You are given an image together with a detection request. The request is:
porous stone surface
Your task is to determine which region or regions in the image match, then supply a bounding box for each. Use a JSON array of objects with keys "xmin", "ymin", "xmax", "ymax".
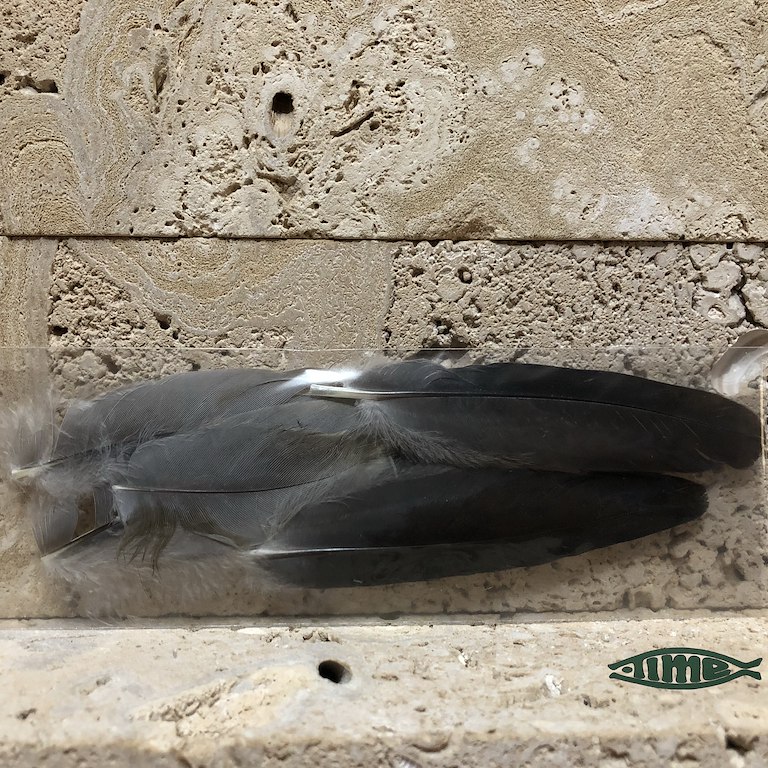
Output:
[
  {"xmin": 3, "ymin": 0, "xmax": 768, "ymax": 238},
  {"xmin": 0, "ymin": 237, "xmax": 57, "ymax": 416},
  {"xmin": 385, "ymin": 241, "xmax": 768, "ymax": 354},
  {"xmin": 0, "ymin": 617, "xmax": 766, "ymax": 766},
  {"xmin": 0, "ymin": 1, "xmax": 85, "ymax": 96},
  {"xmin": 47, "ymin": 237, "xmax": 392, "ymax": 350},
  {"xmin": 0, "ymin": 236, "xmax": 53, "ymax": 348},
  {"xmin": 44, "ymin": 236, "xmax": 392, "ymax": 399}
]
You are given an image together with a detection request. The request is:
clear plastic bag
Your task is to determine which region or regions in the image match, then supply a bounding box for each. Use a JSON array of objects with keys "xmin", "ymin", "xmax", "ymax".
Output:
[{"xmin": 0, "ymin": 343, "xmax": 764, "ymax": 618}]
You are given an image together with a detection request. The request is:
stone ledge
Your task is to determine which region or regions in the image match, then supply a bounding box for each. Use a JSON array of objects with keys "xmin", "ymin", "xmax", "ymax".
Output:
[{"xmin": 0, "ymin": 616, "xmax": 766, "ymax": 767}]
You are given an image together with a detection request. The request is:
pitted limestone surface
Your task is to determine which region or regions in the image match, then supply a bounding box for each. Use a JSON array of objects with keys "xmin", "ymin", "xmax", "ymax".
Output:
[
  {"xmin": 42, "ymin": 239, "xmax": 768, "ymax": 357},
  {"xmin": 0, "ymin": 619, "xmax": 765, "ymax": 766},
  {"xmin": 47, "ymin": 237, "xmax": 392, "ymax": 347},
  {"xmin": 3, "ymin": 0, "xmax": 768, "ymax": 238},
  {"xmin": 386, "ymin": 241, "xmax": 768, "ymax": 355},
  {"xmin": 0, "ymin": 1, "xmax": 84, "ymax": 97},
  {"xmin": 0, "ymin": 0, "xmax": 477, "ymax": 237},
  {"xmin": 42, "ymin": 237, "xmax": 391, "ymax": 394}
]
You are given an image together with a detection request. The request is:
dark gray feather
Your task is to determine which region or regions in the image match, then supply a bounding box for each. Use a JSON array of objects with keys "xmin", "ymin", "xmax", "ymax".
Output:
[{"xmin": 311, "ymin": 361, "xmax": 761, "ymax": 473}]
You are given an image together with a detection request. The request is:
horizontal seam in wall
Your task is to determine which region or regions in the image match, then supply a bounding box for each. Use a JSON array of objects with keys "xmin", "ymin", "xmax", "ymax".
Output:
[{"xmin": 3, "ymin": 234, "xmax": 768, "ymax": 246}]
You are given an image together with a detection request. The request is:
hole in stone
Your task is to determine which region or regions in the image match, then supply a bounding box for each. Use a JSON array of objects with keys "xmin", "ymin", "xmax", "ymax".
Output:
[
  {"xmin": 155, "ymin": 313, "xmax": 172, "ymax": 330},
  {"xmin": 19, "ymin": 76, "xmax": 58, "ymax": 94},
  {"xmin": 318, "ymin": 660, "xmax": 351, "ymax": 684},
  {"xmin": 49, "ymin": 325, "xmax": 68, "ymax": 336},
  {"xmin": 726, "ymin": 734, "xmax": 755, "ymax": 755},
  {"xmin": 101, "ymin": 355, "xmax": 120, "ymax": 374},
  {"xmin": 271, "ymin": 91, "xmax": 294, "ymax": 114}
]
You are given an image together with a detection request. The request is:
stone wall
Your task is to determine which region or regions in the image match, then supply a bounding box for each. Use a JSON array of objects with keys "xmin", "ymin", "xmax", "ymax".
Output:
[
  {"xmin": 3, "ymin": 1, "xmax": 768, "ymax": 240},
  {"xmin": 1, "ymin": 1, "xmax": 767, "ymax": 765}
]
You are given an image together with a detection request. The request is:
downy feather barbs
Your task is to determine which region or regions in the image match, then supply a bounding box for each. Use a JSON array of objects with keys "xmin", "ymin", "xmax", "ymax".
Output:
[{"xmin": 3, "ymin": 359, "xmax": 762, "ymax": 588}]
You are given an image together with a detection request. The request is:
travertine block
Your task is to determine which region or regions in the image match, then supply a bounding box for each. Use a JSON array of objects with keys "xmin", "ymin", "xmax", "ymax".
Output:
[
  {"xmin": 386, "ymin": 241, "xmax": 768, "ymax": 353},
  {"xmin": 2, "ymin": 0, "xmax": 768, "ymax": 238},
  {"xmin": 0, "ymin": 236, "xmax": 52, "ymax": 348},
  {"xmin": 47, "ymin": 237, "xmax": 392, "ymax": 351},
  {"xmin": 0, "ymin": 618, "xmax": 765, "ymax": 766},
  {"xmin": 0, "ymin": 1, "xmax": 84, "ymax": 95}
]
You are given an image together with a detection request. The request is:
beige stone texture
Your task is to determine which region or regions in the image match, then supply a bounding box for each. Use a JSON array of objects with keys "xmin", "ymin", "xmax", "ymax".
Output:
[
  {"xmin": 2, "ymin": 0, "xmax": 768, "ymax": 759},
  {"xmin": 0, "ymin": 237, "xmax": 57, "ymax": 411},
  {"xmin": 0, "ymin": 617, "xmax": 766, "ymax": 766},
  {"xmin": 47, "ymin": 237, "xmax": 391, "ymax": 349},
  {"xmin": 386, "ymin": 241, "xmax": 768, "ymax": 351},
  {"xmin": 0, "ymin": 236, "xmax": 53, "ymax": 347},
  {"xmin": 2, "ymin": 0, "xmax": 768, "ymax": 238}
]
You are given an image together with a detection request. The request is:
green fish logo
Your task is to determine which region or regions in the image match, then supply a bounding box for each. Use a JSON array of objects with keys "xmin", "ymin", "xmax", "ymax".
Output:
[{"xmin": 609, "ymin": 647, "xmax": 762, "ymax": 690}]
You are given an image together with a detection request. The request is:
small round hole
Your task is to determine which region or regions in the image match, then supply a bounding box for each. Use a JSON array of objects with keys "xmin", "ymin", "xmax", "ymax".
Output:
[
  {"xmin": 318, "ymin": 660, "xmax": 351, "ymax": 684},
  {"xmin": 271, "ymin": 91, "xmax": 294, "ymax": 114},
  {"xmin": 155, "ymin": 313, "xmax": 172, "ymax": 330}
]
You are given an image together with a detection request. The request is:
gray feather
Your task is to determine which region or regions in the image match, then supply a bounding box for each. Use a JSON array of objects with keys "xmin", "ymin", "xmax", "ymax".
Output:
[{"xmin": 111, "ymin": 409, "xmax": 391, "ymax": 561}]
